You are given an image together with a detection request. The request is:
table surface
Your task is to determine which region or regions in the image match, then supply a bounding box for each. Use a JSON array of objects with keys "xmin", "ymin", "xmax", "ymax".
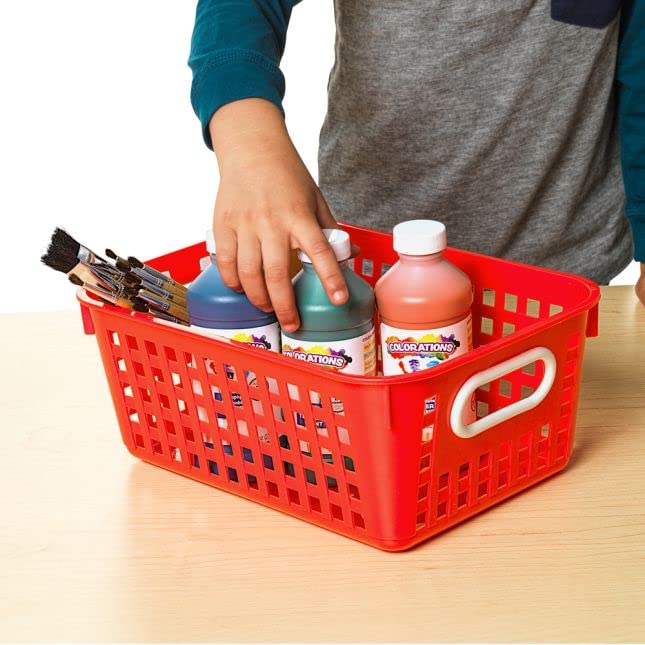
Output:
[{"xmin": 1, "ymin": 286, "xmax": 644, "ymax": 643}]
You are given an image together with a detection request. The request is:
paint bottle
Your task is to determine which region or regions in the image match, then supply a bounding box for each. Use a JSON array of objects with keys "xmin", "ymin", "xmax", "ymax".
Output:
[
  {"xmin": 283, "ymin": 228, "xmax": 376, "ymax": 483},
  {"xmin": 375, "ymin": 219, "xmax": 474, "ymax": 377},
  {"xmin": 282, "ymin": 228, "xmax": 376, "ymax": 377},
  {"xmin": 188, "ymin": 232, "xmax": 280, "ymax": 464},
  {"xmin": 187, "ymin": 231, "xmax": 280, "ymax": 352}
]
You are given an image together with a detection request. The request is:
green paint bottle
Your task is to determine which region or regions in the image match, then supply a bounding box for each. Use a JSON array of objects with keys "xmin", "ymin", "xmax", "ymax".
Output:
[{"xmin": 282, "ymin": 229, "xmax": 376, "ymax": 377}]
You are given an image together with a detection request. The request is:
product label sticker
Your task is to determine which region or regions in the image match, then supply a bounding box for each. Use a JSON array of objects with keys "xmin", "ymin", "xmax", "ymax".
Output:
[
  {"xmin": 381, "ymin": 315, "xmax": 472, "ymax": 375},
  {"xmin": 192, "ymin": 321, "xmax": 280, "ymax": 353},
  {"xmin": 282, "ymin": 327, "xmax": 376, "ymax": 376}
]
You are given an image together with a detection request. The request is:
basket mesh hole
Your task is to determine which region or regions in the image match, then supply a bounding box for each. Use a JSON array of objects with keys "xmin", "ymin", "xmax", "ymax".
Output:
[
  {"xmin": 361, "ymin": 258, "xmax": 373, "ymax": 276},
  {"xmin": 159, "ymin": 393, "xmax": 170, "ymax": 409},
  {"xmin": 337, "ymin": 426, "xmax": 350, "ymax": 445},
  {"xmin": 208, "ymin": 460, "xmax": 219, "ymax": 476},
  {"xmin": 459, "ymin": 463, "xmax": 469, "ymax": 479},
  {"xmin": 227, "ymin": 467, "xmax": 238, "ymax": 483},
  {"xmin": 418, "ymin": 483, "xmax": 428, "ymax": 500},
  {"xmin": 482, "ymin": 289, "xmax": 496, "ymax": 306},
  {"xmin": 283, "ymin": 461, "xmax": 295, "ymax": 478},
  {"xmin": 478, "ymin": 481, "xmax": 489, "ymax": 498},
  {"xmin": 177, "ymin": 398, "xmax": 186, "ymax": 413},
  {"xmin": 330, "ymin": 504, "xmax": 343, "ymax": 520},
  {"xmin": 352, "ymin": 512, "xmax": 366, "ymax": 529},
  {"xmin": 522, "ymin": 361, "xmax": 536, "ymax": 375},
  {"xmin": 421, "ymin": 425, "xmax": 434, "ymax": 442},
  {"xmin": 502, "ymin": 322, "xmax": 515, "ymax": 336},
  {"xmin": 242, "ymin": 447, "xmax": 254, "ymax": 463},
  {"xmin": 134, "ymin": 434, "xmax": 145, "ymax": 448},
  {"xmin": 416, "ymin": 512, "xmax": 427, "ymax": 529},
  {"xmin": 424, "ymin": 396, "xmax": 437, "ymax": 415},
  {"xmin": 171, "ymin": 447, "xmax": 181, "ymax": 462},
  {"xmin": 251, "ymin": 398, "xmax": 263, "ymax": 416},
  {"xmin": 526, "ymin": 299, "xmax": 540, "ymax": 318},
  {"xmin": 304, "ymin": 468, "xmax": 317, "ymax": 485},
  {"xmin": 477, "ymin": 401, "xmax": 489, "ymax": 418},
  {"xmin": 110, "ymin": 331, "xmax": 121, "ymax": 346},
  {"xmin": 123, "ymin": 385, "xmax": 133, "ymax": 398},
  {"xmin": 287, "ymin": 383, "xmax": 300, "ymax": 400},
  {"xmin": 144, "ymin": 340, "xmax": 158, "ymax": 356},
  {"xmin": 129, "ymin": 411, "xmax": 140, "ymax": 423},
  {"xmin": 224, "ymin": 364, "xmax": 238, "ymax": 381},
  {"xmin": 541, "ymin": 423, "xmax": 550, "ymax": 437},
  {"xmin": 237, "ymin": 419, "xmax": 249, "ymax": 436},
  {"xmin": 117, "ymin": 358, "xmax": 126, "ymax": 372},
  {"xmin": 316, "ymin": 421, "xmax": 328, "ymax": 437},
  {"xmin": 521, "ymin": 385, "xmax": 534, "ymax": 399},
  {"xmin": 191, "ymin": 454, "xmax": 200, "ymax": 469},
  {"xmin": 165, "ymin": 346, "xmax": 177, "ymax": 362},
  {"xmin": 436, "ymin": 501, "xmax": 447, "ymax": 519},
  {"xmin": 146, "ymin": 413, "xmax": 158, "ymax": 429},
  {"xmin": 266, "ymin": 376, "xmax": 279, "ymax": 394},
  {"xmin": 247, "ymin": 475, "xmax": 259, "ymax": 489},
  {"xmin": 349, "ymin": 483, "xmax": 361, "ymax": 500},
  {"xmin": 171, "ymin": 372, "xmax": 181, "ymax": 387},
  {"xmin": 504, "ymin": 293, "xmax": 518, "ymax": 312},
  {"xmin": 287, "ymin": 488, "xmax": 300, "ymax": 505},
  {"xmin": 125, "ymin": 335, "xmax": 138, "ymax": 350},
  {"xmin": 499, "ymin": 379, "xmax": 512, "ymax": 397},
  {"xmin": 438, "ymin": 472, "xmax": 449, "ymax": 490},
  {"xmin": 549, "ymin": 303, "xmax": 564, "ymax": 316},
  {"xmin": 381, "ymin": 262, "xmax": 392, "ymax": 275},
  {"xmin": 164, "ymin": 420, "xmax": 176, "ymax": 435},
  {"xmin": 479, "ymin": 452, "xmax": 490, "ymax": 468},
  {"xmin": 262, "ymin": 454, "xmax": 274, "ymax": 470},
  {"xmin": 457, "ymin": 491, "xmax": 468, "ymax": 508},
  {"xmin": 420, "ymin": 454, "xmax": 431, "ymax": 470},
  {"xmin": 267, "ymin": 481, "xmax": 279, "ymax": 497},
  {"xmin": 343, "ymin": 456, "xmax": 355, "ymax": 472},
  {"xmin": 273, "ymin": 405, "xmax": 285, "ymax": 422},
  {"xmin": 480, "ymin": 317, "xmax": 493, "ymax": 335},
  {"xmin": 183, "ymin": 427, "xmax": 195, "ymax": 443},
  {"xmin": 309, "ymin": 496, "xmax": 322, "ymax": 512}
]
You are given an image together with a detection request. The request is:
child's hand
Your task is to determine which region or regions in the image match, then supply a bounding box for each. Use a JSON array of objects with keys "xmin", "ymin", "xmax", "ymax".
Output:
[{"xmin": 209, "ymin": 99, "xmax": 348, "ymax": 333}]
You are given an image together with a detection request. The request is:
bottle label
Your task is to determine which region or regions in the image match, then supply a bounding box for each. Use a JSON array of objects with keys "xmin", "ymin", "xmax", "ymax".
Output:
[
  {"xmin": 381, "ymin": 314, "xmax": 472, "ymax": 375},
  {"xmin": 191, "ymin": 321, "xmax": 280, "ymax": 353},
  {"xmin": 282, "ymin": 326, "xmax": 376, "ymax": 376}
]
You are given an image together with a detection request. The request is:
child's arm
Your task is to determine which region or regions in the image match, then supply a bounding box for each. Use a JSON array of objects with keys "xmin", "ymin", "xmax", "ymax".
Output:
[{"xmin": 189, "ymin": 1, "xmax": 348, "ymax": 331}]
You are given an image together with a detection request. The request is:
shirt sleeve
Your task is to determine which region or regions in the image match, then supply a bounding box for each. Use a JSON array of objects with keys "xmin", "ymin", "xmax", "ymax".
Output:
[
  {"xmin": 188, "ymin": 0, "xmax": 300, "ymax": 149},
  {"xmin": 617, "ymin": 0, "xmax": 645, "ymax": 261}
]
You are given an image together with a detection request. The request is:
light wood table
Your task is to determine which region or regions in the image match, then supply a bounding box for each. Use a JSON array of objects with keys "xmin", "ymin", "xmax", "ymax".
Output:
[{"xmin": 1, "ymin": 286, "xmax": 644, "ymax": 643}]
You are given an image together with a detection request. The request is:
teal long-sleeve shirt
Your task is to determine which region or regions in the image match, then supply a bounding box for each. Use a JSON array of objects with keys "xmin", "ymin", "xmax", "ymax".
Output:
[{"xmin": 189, "ymin": 0, "xmax": 645, "ymax": 262}]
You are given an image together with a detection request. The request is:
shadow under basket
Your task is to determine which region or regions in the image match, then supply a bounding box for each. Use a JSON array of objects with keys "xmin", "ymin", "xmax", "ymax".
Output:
[{"xmin": 78, "ymin": 223, "xmax": 600, "ymax": 551}]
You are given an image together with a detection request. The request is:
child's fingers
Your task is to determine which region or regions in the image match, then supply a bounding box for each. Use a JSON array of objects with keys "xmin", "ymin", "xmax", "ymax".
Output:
[
  {"xmin": 236, "ymin": 232, "xmax": 273, "ymax": 312},
  {"xmin": 213, "ymin": 223, "xmax": 242, "ymax": 292},
  {"xmin": 261, "ymin": 234, "xmax": 300, "ymax": 332},
  {"xmin": 295, "ymin": 221, "xmax": 348, "ymax": 306}
]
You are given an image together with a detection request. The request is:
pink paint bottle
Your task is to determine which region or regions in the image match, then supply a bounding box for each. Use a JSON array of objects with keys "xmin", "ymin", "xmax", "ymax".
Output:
[{"xmin": 375, "ymin": 220, "xmax": 474, "ymax": 383}]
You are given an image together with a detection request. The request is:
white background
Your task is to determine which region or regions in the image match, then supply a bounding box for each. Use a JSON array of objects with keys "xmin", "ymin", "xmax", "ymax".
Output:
[{"xmin": 0, "ymin": 1, "xmax": 638, "ymax": 313}]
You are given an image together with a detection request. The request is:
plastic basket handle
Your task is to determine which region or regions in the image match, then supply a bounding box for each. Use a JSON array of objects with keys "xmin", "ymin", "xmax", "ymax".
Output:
[{"xmin": 450, "ymin": 347, "xmax": 557, "ymax": 439}]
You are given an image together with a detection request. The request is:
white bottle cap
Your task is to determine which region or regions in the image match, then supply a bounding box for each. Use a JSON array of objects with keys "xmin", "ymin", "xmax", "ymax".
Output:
[
  {"xmin": 206, "ymin": 230, "xmax": 216, "ymax": 255},
  {"xmin": 393, "ymin": 220, "xmax": 447, "ymax": 255},
  {"xmin": 298, "ymin": 228, "xmax": 352, "ymax": 263}
]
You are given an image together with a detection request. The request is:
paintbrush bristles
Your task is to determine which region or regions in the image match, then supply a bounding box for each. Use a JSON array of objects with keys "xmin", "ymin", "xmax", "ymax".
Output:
[{"xmin": 40, "ymin": 228, "xmax": 82, "ymax": 273}]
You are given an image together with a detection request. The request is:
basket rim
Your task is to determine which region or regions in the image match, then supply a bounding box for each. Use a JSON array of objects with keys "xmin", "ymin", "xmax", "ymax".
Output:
[{"xmin": 77, "ymin": 265, "xmax": 600, "ymax": 388}]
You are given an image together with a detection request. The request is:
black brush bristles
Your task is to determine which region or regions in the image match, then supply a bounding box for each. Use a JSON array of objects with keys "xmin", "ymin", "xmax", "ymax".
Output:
[
  {"xmin": 40, "ymin": 228, "xmax": 81, "ymax": 273},
  {"xmin": 68, "ymin": 274, "xmax": 84, "ymax": 286}
]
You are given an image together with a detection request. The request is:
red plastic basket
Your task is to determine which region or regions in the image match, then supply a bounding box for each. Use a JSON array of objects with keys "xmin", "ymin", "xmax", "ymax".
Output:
[{"xmin": 78, "ymin": 223, "xmax": 600, "ymax": 551}]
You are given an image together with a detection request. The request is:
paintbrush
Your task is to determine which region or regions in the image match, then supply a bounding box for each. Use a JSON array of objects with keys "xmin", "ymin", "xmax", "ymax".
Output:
[
  {"xmin": 135, "ymin": 294, "xmax": 190, "ymax": 324},
  {"xmin": 106, "ymin": 249, "xmax": 187, "ymax": 296},
  {"xmin": 68, "ymin": 274, "xmax": 136, "ymax": 310},
  {"xmin": 133, "ymin": 301, "xmax": 189, "ymax": 326}
]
